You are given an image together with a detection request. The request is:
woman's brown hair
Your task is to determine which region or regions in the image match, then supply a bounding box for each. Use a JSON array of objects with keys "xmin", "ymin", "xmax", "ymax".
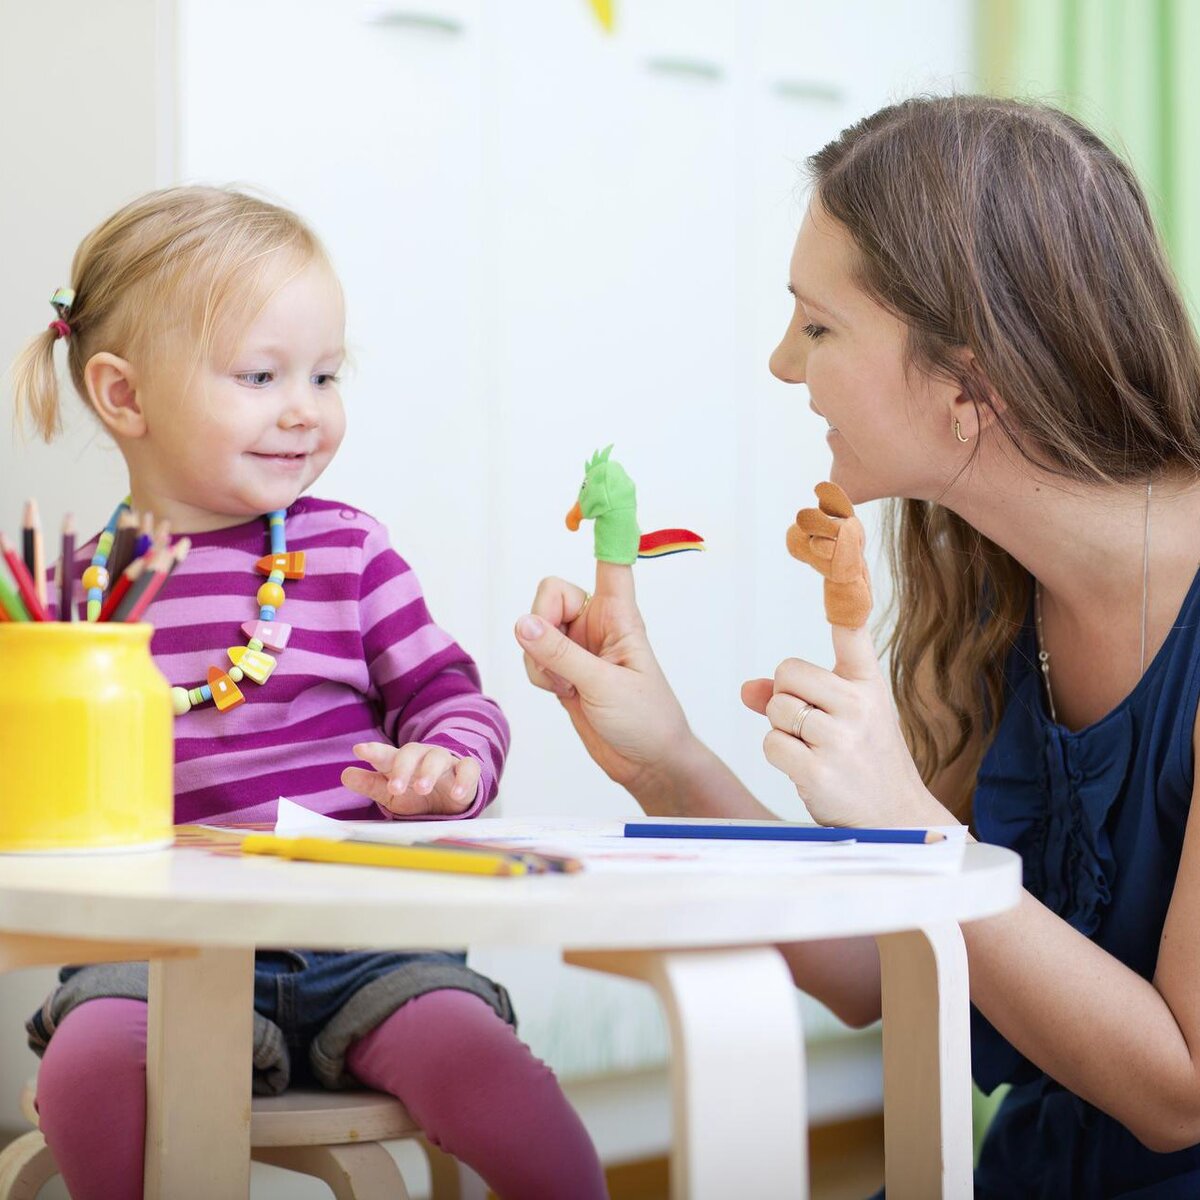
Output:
[{"xmin": 809, "ymin": 95, "xmax": 1200, "ymax": 816}]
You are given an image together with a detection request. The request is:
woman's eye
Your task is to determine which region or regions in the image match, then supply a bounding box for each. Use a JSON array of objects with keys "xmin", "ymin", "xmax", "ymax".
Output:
[
  {"xmin": 236, "ymin": 371, "xmax": 273, "ymax": 387},
  {"xmin": 802, "ymin": 323, "xmax": 828, "ymax": 341}
]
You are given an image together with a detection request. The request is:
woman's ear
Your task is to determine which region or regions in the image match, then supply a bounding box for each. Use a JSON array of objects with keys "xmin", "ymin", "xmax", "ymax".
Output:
[
  {"xmin": 948, "ymin": 349, "xmax": 1003, "ymax": 441},
  {"xmin": 84, "ymin": 353, "xmax": 146, "ymax": 440}
]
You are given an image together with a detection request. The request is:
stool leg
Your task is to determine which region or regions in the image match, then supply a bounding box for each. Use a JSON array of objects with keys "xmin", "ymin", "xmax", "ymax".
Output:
[
  {"xmin": 253, "ymin": 1143, "xmax": 411, "ymax": 1200},
  {"xmin": 0, "ymin": 1130, "xmax": 60, "ymax": 1200},
  {"xmin": 421, "ymin": 1139, "xmax": 489, "ymax": 1200}
]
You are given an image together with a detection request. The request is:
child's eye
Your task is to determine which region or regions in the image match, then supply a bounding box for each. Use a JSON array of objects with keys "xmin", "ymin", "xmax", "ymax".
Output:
[
  {"xmin": 313, "ymin": 373, "xmax": 341, "ymax": 387},
  {"xmin": 802, "ymin": 323, "xmax": 828, "ymax": 341},
  {"xmin": 236, "ymin": 371, "xmax": 274, "ymax": 387}
]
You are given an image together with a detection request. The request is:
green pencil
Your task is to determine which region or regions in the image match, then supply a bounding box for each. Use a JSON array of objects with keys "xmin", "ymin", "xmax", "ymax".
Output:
[{"xmin": 0, "ymin": 571, "xmax": 29, "ymax": 621}]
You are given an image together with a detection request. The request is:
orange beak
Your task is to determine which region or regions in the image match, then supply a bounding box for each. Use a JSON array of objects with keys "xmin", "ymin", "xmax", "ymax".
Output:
[{"xmin": 566, "ymin": 501, "xmax": 583, "ymax": 532}]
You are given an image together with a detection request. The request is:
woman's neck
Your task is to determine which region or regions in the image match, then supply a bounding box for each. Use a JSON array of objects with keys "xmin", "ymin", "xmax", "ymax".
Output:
[{"xmin": 940, "ymin": 455, "xmax": 1200, "ymax": 628}]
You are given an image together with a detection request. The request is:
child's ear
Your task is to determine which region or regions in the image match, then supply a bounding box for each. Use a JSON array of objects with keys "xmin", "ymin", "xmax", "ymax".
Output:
[{"xmin": 84, "ymin": 353, "xmax": 146, "ymax": 439}]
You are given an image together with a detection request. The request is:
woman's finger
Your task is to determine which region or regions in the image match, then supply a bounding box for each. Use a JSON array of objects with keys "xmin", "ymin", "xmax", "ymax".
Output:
[
  {"xmin": 740, "ymin": 678, "xmax": 773, "ymax": 715},
  {"xmin": 764, "ymin": 692, "xmax": 827, "ymax": 746},
  {"xmin": 515, "ymin": 613, "xmax": 611, "ymax": 694},
  {"xmin": 595, "ymin": 560, "xmax": 636, "ymax": 604},
  {"xmin": 530, "ymin": 575, "xmax": 590, "ymax": 628},
  {"xmin": 830, "ymin": 623, "xmax": 882, "ymax": 683},
  {"xmin": 762, "ymin": 727, "xmax": 818, "ymax": 797},
  {"xmin": 773, "ymin": 657, "xmax": 848, "ymax": 712}
]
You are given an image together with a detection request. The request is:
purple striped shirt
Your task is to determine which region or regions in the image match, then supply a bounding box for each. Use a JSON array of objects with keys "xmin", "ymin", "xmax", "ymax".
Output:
[{"xmin": 64, "ymin": 497, "xmax": 509, "ymax": 824}]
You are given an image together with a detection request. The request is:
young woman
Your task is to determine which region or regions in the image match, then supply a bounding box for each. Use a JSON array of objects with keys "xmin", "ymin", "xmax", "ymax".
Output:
[{"xmin": 516, "ymin": 95, "xmax": 1200, "ymax": 1197}]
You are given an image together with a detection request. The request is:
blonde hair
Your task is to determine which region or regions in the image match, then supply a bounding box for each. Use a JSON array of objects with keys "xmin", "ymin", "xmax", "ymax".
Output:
[
  {"xmin": 810, "ymin": 97, "xmax": 1200, "ymax": 818},
  {"xmin": 11, "ymin": 185, "xmax": 332, "ymax": 441}
]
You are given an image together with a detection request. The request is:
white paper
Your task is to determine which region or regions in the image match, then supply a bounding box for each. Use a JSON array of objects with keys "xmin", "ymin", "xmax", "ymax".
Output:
[{"xmin": 274, "ymin": 798, "xmax": 968, "ymax": 876}]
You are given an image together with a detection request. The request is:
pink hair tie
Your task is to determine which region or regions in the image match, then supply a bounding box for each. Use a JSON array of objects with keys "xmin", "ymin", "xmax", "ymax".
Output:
[{"xmin": 48, "ymin": 319, "xmax": 71, "ymax": 340}]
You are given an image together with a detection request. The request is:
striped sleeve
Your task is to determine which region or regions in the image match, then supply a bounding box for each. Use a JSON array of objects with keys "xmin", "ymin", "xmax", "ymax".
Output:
[{"xmin": 358, "ymin": 521, "xmax": 510, "ymax": 819}]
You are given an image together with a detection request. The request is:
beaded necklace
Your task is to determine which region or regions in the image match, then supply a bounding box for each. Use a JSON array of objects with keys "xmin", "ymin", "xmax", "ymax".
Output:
[{"xmin": 88, "ymin": 500, "xmax": 304, "ymax": 718}]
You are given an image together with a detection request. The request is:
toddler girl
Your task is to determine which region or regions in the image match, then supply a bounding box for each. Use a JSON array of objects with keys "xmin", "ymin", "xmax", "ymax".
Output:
[{"xmin": 11, "ymin": 185, "xmax": 606, "ymax": 1200}]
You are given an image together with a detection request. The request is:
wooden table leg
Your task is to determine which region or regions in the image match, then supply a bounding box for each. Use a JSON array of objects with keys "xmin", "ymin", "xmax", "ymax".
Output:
[
  {"xmin": 143, "ymin": 947, "xmax": 255, "ymax": 1200},
  {"xmin": 567, "ymin": 946, "xmax": 807, "ymax": 1200},
  {"xmin": 876, "ymin": 924, "xmax": 973, "ymax": 1200}
]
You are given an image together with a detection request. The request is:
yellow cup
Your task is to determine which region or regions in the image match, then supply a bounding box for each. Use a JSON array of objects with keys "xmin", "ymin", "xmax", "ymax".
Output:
[{"xmin": 0, "ymin": 623, "xmax": 174, "ymax": 852}]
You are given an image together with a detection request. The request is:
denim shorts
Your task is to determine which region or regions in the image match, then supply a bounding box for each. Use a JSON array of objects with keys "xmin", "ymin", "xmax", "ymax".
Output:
[{"xmin": 27, "ymin": 948, "xmax": 515, "ymax": 1094}]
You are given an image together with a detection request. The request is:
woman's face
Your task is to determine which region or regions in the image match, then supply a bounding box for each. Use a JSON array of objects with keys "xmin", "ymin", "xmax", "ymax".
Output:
[{"xmin": 770, "ymin": 198, "xmax": 958, "ymax": 504}]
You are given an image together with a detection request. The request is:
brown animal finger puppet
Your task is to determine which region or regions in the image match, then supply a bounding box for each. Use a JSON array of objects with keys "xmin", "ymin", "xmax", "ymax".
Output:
[{"xmin": 786, "ymin": 482, "xmax": 872, "ymax": 628}]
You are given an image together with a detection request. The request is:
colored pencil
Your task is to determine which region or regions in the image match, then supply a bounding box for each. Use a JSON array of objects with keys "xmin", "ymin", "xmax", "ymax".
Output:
[
  {"xmin": 0, "ymin": 533, "xmax": 47, "ymax": 620},
  {"xmin": 240, "ymin": 834, "xmax": 530, "ymax": 877},
  {"xmin": 623, "ymin": 821, "xmax": 947, "ymax": 845},
  {"xmin": 133, "ymin": 511, "xmax": 154, "ymax": 559},
  {"xmin": 96, "ymin": 556, "xmax": 147, "ymax": 622},
  {"xmin": 59, "ymin": 513, "xmax": 75, "ymax": 621},
  {"xmin": 22, "ymin": 500, "xmax": 45, "ymax": 610},
  {"xmin": 0, "ymin": 571, "xmax": 27, "ymax": 621},
  {"xmin": 116, "ymin": 548, "xmax": 173, "ymax": 623},
  {"xmin": 426, "ymin": 837, "xmax": 584, "ymax": 874},
  {"xmin": 106, "ymin": 510, "xmax": 138, "ymax": 581}
]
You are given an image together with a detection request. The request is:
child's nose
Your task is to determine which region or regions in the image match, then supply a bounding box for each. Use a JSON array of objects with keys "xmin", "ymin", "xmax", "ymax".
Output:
[{"xmin": 280, "ymin": 384, "xmax": 320, "ymax": 429}]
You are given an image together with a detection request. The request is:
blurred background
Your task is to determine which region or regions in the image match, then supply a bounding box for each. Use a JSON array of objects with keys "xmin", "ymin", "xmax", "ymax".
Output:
[{"xmin": 0, "ymin": 2, "xmax": 1193, "ymax": 1195}]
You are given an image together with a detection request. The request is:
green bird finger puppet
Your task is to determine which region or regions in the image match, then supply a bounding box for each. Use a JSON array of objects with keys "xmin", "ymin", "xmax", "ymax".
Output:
[{"xmin": 567, "ymin": 445, "xmax": 705, "ymax": 564}]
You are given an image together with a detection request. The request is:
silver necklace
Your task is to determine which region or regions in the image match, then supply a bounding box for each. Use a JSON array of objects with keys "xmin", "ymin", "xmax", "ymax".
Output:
[{"xmin": 1034, "ymin": 481, "xmax": 1152, "ymax": 723}]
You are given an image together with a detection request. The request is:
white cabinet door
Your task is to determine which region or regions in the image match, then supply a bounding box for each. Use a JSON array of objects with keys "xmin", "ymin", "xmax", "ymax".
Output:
[{"xmin": 179, "ymin": 0, "xmax": 491, "ymax": 659}]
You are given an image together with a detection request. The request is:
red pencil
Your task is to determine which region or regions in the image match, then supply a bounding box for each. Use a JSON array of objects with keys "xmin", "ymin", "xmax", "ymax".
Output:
[
  {"xmin": 0, "ymin": 533, "xmax": 48, "ymax": 621},
  {"xmin": 96, "ymin": 556, "xmax": 148, "ymax": 622}
]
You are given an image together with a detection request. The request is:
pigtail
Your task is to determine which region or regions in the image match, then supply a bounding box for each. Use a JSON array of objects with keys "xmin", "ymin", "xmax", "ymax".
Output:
[{"xmin": 11, "ymin": 327, "xmax": 65, "ymax": 443}]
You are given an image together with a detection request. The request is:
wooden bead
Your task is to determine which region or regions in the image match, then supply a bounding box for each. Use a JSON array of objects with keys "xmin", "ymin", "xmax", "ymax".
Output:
[
  {"xmin": 82, "ymin": 565, "xmax": 110, "ymax": 592},
  {"xmin": 256, "ymin": 581, "xmax": 285, "ymax": 609},
  {"xmin": 228, "ymin": 645, "xmax": 276, "ymax": 684},
  {"xmin": 228, "ymin": 667, "xmax": 244, "ymax": 683},
  {"xmin": 207, "ymin": 666, "xmax": 245, "ymax": 712},
  {"xmin": 170, "ymin": 687, "xmax": 192, "ymax": 716},
  {"xmin": 255, "ymin": 552, "xmax": 305, "ymax": 580},
  {"xmin": 242, "ymin": 620, "xmax": 291, "ymax": 651}
]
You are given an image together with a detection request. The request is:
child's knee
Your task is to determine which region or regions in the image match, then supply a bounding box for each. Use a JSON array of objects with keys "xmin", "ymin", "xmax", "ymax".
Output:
[{"xmin": 38, "ymin": 997, "xmax": 148, "ymax": 1105}]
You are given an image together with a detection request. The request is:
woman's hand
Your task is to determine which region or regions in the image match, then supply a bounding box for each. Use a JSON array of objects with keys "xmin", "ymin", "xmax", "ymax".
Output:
[
  {"xmin": 341, "ymin": 741, "xmax": 481, "ymax": 816},
  {"xmin": 515, "ymin": 561, "xmax": 694, "ymax": 793},
  {"xmin": 742, "ymin": 622, "xmax": 952, "ymax": 828}
]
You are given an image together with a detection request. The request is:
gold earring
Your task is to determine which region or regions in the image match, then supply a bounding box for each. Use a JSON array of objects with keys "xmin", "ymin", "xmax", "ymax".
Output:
[{"xmin": 954, "ymin": 418, "xmax": 970, "ymax": 443}]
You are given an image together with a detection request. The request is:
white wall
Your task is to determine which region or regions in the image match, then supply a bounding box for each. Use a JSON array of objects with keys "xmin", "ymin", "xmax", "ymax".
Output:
[
  {"xmin": 0, "ymin": 0, "xmax": 974, "ymax": 1167},
  {"xmin": 0, "ymin": 0, "xmax": 174, "ymax": 1133}
]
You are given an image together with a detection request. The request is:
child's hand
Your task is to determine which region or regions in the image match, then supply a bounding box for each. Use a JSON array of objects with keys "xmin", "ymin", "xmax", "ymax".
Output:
[{"xmin": 340, "ymin": 742, "xmax": 480, "ymax": 816}]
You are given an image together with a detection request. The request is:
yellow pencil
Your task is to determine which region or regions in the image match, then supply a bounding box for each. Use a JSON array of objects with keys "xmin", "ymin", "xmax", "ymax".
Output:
[{"xmin": 240, "ymin": 834, "xmax": 529, "ymax": 877}]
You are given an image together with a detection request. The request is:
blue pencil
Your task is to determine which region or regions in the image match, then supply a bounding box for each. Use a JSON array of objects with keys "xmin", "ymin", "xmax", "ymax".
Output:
[{"xmin": 623, "ymin": 822, "xmax": 945, "ymax": 845}]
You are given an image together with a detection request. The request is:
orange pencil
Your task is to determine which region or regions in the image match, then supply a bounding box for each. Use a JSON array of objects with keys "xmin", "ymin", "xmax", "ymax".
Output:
[{"xmin": 0, "ymin": 532, "xmax": 47, "ymax": 621}]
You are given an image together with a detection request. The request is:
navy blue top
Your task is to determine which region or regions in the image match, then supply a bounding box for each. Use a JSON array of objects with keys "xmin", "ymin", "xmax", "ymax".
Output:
[{"xmin": 972, "ymin": 566, "xmax": 1200, "ymax": 1198}]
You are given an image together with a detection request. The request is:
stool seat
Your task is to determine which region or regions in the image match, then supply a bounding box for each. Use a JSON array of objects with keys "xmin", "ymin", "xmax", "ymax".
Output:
[{"xmin": 20, "ymin": 1077, "xmax": 420, "ymax": 1148}]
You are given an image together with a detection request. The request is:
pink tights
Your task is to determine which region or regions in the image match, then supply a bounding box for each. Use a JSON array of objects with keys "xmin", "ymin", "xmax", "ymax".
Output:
[{"xmin": 36, "ymin": 990, "xmax": 606, "ymax": 1200}]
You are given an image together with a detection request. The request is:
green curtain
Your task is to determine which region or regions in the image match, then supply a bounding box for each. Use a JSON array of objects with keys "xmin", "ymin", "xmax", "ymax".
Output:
[{"xmin": 979, "ymin": 0, "xmax": 1200, "ymax": 315}]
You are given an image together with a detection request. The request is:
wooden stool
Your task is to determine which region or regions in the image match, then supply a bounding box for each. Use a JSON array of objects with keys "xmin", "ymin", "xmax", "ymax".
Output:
[{"xmin": 0, "ymin": 1078, "xmax": 479, "ymax": 1200}]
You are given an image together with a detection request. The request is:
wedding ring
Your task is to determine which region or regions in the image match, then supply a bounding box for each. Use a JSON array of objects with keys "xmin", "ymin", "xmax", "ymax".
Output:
[
  {"xmin": 791, "ymin": 701, "xmax": 814, "ymax": 742},
  {"xmin": 578, "ymin": 591, "xmax": 593, "ymax": 618}
]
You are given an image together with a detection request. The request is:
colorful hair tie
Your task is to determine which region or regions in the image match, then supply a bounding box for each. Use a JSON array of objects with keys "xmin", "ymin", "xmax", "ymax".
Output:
[
  {"xmin": 48, "ymin": 288, "xmax": 74, "ymax": 339},
  {"xmin": 48, "ymin": 320, "xmax": 71, "ymax": 340}
]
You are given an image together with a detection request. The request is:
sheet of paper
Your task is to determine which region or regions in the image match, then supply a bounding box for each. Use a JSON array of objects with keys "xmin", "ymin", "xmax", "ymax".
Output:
[{"xmin": 274, "ymin": 798, "xmax": 968, "ymax": 875}]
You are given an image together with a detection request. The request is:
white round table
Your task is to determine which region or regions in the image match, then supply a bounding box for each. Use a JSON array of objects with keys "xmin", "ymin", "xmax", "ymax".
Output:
[{"xmin": 0, "ymin": 841, "xmax": 1021, "ymax": 1200}]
